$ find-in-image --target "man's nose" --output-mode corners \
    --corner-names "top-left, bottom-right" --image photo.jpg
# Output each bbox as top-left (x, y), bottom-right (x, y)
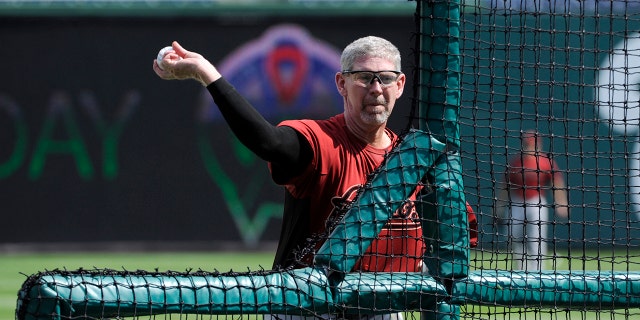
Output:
top-left (369, 74), bottom-right (384, 85)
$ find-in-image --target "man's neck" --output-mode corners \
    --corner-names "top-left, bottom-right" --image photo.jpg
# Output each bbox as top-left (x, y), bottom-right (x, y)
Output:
top-left (346, 120), bottom-right (391, 149)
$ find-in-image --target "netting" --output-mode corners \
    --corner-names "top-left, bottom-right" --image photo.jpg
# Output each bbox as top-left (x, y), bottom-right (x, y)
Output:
top-left (15, 0), bottom-right (640, 319)
top-left (457, 0), bottom-right (640, 319)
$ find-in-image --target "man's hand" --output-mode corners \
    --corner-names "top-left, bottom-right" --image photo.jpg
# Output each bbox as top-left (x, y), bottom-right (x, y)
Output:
top-left (555, 205), bottom-right (569, 219)
top-left (153, 41), bottom-right (221, 86)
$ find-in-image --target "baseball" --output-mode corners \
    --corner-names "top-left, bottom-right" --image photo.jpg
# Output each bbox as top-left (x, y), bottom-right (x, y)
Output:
top-left (156, 46), bottom-right (175, 70)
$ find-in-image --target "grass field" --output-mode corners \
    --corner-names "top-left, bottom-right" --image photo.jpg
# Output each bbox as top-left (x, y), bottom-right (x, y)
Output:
top-left (3, 250), bottom-right (640, 319)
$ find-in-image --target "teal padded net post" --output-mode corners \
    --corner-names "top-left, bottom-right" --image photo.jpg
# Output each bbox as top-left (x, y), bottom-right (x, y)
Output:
top-left (17, 268), bottom-right (334, 320)
top-left (416, 0), bottom-right (469, 319)
top-left (452, 270), bottom-right (640, 308)
top-left (314, 131), bottom-right (447, 275)
top-left (17, 267), bottom-right (449, 320)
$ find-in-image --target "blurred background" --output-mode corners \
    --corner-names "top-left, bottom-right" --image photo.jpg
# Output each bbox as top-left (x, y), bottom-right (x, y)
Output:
top-left (0, 0), bottom-right (419, 253)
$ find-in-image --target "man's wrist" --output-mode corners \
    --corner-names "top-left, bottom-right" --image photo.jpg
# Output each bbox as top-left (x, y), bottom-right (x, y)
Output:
top-left (197, 62), bottom-right (222, 87)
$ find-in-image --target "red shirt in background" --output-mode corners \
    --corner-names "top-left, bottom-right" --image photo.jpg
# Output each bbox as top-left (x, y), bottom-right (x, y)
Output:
top-left (507, 152), bottom-right (559, 202)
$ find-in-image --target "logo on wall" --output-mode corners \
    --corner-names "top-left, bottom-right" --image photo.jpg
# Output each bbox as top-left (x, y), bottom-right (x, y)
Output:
top-left (596, 31), bottom-right (640, 220)
top-left (201, 24), bottom-right (343, 121)
top-left (196, 24), bottom-right (343, 246)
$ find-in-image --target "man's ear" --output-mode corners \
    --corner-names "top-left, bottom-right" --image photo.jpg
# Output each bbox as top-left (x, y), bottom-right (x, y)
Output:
top-left (336, 72), bottom-right (347, 96)
top-left (396, 73), bottom-right (406, 98)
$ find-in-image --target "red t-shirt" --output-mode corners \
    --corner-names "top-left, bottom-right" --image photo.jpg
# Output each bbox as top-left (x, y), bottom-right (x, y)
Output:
top-left (507, 152), bottom-right (559, 201)
top-left (270, 114), bottom-right (425, 272)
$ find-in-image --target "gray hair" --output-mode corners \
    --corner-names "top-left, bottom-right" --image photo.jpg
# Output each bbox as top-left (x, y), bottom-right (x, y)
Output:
top-left (340, 36), bottom-right (402, 71)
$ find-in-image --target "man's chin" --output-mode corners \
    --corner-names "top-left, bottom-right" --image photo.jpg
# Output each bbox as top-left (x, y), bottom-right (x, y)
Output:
top-left (361, 112), bottom-right (389, 125)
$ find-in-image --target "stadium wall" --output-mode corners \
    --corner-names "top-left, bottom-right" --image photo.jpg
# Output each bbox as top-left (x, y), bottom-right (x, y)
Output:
top-left (0, 4), bottom-right (416, 250)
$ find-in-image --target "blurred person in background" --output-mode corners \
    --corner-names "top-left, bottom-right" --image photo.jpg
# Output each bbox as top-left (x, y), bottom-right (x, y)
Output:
top-left (495, 130), bottom-right (569, 271)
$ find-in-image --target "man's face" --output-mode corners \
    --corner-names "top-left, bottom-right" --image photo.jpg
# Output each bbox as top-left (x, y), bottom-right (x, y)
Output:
top-left (336, 56), bottom-right (406, 127)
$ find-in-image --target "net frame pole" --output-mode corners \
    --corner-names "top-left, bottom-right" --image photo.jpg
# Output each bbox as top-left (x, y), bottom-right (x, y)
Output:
top-left (418, 0), bottom-right (462, 146)
top-left (417, 0), bottom-right (467, 319)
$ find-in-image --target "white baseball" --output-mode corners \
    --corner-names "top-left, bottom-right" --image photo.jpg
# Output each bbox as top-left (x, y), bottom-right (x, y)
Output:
top-left (156, 46), bottom-right (175, 70)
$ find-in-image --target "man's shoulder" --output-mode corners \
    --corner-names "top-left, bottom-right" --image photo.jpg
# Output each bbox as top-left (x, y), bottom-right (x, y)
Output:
top-left (280, 114), bottom-right (347, 135)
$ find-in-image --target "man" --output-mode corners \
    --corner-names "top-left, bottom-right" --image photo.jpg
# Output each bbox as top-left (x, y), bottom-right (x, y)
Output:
top-left (153, 36), bottom-right (425, 276)
top-left (495, 130), bottom-right (569, 271)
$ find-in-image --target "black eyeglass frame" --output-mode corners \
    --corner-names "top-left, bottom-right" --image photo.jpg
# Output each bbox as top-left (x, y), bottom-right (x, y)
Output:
top-left (341, 70), bottom-right (403, 86)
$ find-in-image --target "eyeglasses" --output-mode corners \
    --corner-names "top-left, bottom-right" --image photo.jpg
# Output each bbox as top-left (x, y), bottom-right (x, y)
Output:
top-left (341, 70), bottom-right (402, 87)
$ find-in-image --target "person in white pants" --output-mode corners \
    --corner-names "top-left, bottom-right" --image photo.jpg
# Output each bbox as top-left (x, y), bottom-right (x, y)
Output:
top-left (495, 130), bottom-right (569, 271)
